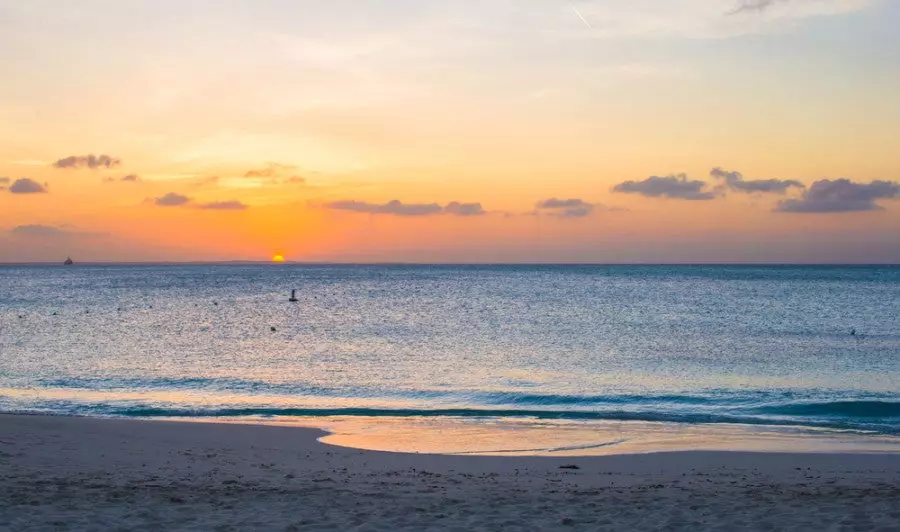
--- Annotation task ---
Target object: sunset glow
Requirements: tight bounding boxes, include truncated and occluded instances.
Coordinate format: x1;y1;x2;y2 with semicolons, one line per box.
1;1;898;263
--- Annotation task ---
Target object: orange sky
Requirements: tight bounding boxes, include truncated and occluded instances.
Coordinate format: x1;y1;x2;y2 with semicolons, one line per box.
1;0;899;263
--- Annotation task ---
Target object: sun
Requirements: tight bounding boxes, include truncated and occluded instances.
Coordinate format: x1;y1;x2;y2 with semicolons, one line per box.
272;254;285;263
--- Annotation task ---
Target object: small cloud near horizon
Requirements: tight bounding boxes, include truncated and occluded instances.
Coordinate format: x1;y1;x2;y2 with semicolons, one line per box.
775;179;900;213
154;192;192;207
444;202;486;216
327;200;443;216
52;154;121;170
10;224;104;239
535;198;596;218
104;174;141;183
198;200;249;210
325;199;486;217
711;167;804;194
9;178;47;194
613;174;717;200
152;193;248;210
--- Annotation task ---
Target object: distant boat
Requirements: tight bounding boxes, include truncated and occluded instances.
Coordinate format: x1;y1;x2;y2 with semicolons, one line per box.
63;257;74;266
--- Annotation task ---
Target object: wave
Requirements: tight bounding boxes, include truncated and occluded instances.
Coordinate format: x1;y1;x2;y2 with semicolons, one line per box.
753;400;900;418
32;376;836;408
91;405;898;434
7;377;899;434
480;391;724;406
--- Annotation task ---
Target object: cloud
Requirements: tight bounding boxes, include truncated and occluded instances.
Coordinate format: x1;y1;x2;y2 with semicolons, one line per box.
11;225;72;238
711;167;804;194
244;169;276;178
327;200;443;216
775;179;900;213
325;200;487;217
243;163;297;178
536;198;596;218
613;174;717;200
728;0;778;14
9;178;48;194
104;174;141;183
198;200;249;210
191;175;221;187
241;164;308;186
52;154;121;169
151;193;247;210
572;0;869;39
536;198;587;209
0;177;9;184
444;202;486;216
154;192;192;207
10;224;104;239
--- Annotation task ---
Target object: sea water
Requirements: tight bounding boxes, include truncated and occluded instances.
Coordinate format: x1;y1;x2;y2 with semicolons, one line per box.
1;265;898;454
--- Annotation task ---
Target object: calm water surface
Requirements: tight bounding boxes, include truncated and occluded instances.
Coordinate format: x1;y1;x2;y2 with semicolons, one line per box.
1;265;898;453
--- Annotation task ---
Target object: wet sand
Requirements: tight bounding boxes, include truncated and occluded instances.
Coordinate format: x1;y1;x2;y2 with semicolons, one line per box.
2;414;899;530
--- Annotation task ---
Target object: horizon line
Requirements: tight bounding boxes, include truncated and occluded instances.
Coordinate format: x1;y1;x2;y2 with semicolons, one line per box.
1;261;898;267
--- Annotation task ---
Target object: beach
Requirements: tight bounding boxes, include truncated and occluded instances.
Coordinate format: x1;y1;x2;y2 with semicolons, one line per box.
2;414;899;531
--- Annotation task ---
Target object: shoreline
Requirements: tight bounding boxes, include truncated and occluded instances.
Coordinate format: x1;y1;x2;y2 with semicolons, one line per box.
4;410;900;457
2;414;899;530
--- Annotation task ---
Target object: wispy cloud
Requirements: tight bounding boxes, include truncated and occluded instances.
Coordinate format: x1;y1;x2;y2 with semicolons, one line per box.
243;163;298;178
571;0;871;39
198;200;249;211
326;200;443;216
776;179;900;212
241;163;308;186
728;0;779;15
104;174;141;183
10;224;104;239
52;154;121;170
325;199;486;217
711;167;804;194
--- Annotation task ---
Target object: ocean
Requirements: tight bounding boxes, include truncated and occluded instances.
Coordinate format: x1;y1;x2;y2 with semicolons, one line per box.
1;264;899;454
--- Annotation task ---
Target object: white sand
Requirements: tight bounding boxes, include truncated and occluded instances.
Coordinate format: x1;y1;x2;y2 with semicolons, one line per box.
1;414;899;531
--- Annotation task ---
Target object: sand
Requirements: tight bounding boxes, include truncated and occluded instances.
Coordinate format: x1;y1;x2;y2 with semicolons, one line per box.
1;414;899;531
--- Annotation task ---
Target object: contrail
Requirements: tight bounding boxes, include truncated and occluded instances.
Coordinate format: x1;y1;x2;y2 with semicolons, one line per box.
571;6;593;29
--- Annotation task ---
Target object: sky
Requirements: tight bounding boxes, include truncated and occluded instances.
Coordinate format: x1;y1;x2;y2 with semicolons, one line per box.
1;0;899;263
